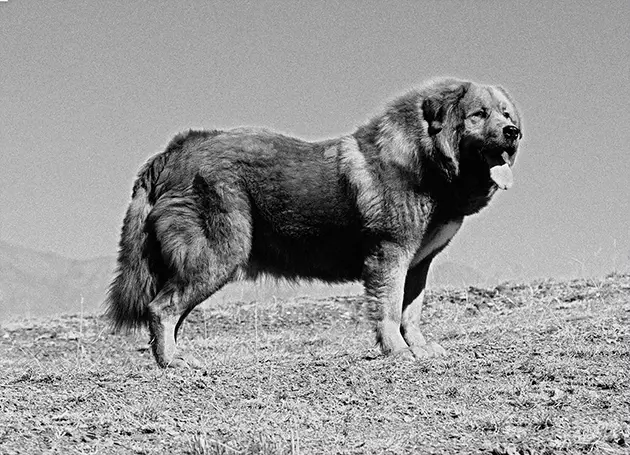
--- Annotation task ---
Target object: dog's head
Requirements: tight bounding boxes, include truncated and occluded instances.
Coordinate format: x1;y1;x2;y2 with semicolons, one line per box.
378;78;523;190
423;79;523;190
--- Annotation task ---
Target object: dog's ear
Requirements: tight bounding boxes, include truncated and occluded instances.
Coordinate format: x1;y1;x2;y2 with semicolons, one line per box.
421;97;444;136
420;80;470;181
421;81;469;136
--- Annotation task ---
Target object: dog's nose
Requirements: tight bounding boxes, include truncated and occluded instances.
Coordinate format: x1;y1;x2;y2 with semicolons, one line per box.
503;125;521;141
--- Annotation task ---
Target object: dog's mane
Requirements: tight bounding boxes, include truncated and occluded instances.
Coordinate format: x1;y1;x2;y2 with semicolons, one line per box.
372;78;471;183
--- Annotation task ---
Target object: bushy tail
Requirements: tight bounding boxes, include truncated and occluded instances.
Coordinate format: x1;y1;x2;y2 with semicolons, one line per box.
106;183;158;331
105;144;177;330
106;129;223;330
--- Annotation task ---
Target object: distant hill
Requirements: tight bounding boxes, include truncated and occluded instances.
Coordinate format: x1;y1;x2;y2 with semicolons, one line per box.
0;241;487;320
0;241;115;320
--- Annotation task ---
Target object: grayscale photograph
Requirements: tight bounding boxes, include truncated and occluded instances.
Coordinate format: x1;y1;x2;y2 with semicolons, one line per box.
0;1;628;453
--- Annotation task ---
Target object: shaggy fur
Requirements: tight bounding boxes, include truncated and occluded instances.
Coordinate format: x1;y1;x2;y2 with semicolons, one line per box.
107;78;523;368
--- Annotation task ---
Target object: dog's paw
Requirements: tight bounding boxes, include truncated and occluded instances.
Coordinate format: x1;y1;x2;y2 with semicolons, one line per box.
410;341;447;359
162;353;202;369
392;347;415;361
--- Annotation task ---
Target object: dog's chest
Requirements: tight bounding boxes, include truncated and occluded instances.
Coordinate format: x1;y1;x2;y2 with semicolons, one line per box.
410;219;463;267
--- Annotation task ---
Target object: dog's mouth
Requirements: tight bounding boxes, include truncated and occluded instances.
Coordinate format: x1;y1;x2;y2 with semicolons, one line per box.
487;151;513;190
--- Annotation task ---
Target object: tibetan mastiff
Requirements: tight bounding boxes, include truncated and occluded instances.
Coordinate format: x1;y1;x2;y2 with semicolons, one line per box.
107;77;523;368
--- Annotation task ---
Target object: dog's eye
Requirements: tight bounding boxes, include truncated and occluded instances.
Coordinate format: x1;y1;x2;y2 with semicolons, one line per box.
504;111;511;120
472;109;487;118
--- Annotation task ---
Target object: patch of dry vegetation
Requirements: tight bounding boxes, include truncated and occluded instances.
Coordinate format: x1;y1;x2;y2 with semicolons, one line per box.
1;274;629;454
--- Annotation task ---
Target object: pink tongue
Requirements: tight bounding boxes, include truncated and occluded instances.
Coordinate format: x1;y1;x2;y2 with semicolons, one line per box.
489;152;513;190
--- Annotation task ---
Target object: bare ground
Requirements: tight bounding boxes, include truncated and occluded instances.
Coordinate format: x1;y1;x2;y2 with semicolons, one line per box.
1;274;629;454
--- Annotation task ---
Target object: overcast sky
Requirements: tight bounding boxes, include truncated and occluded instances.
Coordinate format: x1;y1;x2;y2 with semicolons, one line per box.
1;0;628;283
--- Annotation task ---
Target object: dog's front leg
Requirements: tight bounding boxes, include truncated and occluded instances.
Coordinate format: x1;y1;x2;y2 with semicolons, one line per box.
401;257;447;358
363;242;413;357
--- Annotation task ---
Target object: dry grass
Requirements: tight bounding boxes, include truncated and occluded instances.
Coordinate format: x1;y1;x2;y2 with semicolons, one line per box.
1;274;629;454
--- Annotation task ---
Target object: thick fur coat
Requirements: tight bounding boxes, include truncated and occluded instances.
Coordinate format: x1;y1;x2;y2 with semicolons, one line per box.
107;78;523;368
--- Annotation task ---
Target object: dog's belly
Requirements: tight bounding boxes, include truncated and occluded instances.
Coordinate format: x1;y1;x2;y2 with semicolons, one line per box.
247;221;365;282
410;219;463;268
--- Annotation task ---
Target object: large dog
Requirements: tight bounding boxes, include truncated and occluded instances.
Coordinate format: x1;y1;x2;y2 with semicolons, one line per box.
107;78;523;368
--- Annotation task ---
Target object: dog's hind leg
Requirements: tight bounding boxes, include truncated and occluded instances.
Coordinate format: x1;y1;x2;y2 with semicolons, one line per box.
147;180;252;368
147;269;242;368
147;283;216;369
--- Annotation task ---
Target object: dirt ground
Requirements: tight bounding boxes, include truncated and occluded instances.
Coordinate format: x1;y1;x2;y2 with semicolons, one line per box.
1;274;629;454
